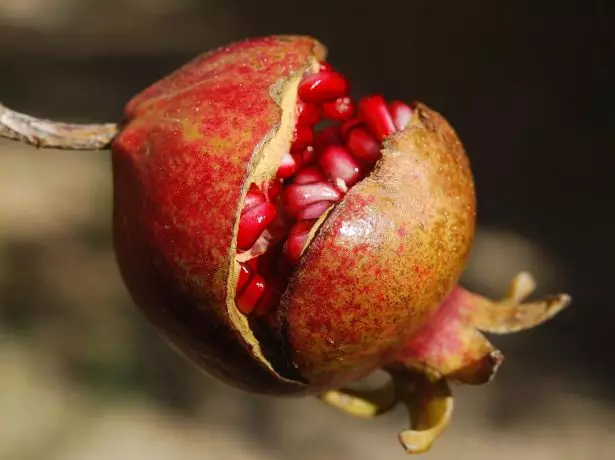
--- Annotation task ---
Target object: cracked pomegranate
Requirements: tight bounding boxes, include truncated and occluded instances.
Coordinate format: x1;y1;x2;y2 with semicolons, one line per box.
109;35;570;453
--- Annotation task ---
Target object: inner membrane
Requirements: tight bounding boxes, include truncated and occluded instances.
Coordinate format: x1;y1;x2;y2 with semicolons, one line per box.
234;62;413;323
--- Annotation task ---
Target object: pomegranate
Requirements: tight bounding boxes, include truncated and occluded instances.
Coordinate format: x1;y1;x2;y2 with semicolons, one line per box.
0;35;570;454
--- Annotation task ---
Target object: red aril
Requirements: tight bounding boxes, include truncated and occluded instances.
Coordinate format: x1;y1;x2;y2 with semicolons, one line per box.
297;201;333;220
293;166;327;184
236;201;277;251
292;124;314;150
322;96;355;120
255;276;285;316
318;145;362;188
264;179;282;201
318;61;333;72
243;187;266;210
291;146;316;169
277;152;297;179
314;126;342;151
345;125;381;164
237;262;253;293
388;101;413;131
281;182;343;217
297;100;322;126
235;271;266;314
358;94;396;140
284;219;316;264
298;71;349;102
340;119;362;137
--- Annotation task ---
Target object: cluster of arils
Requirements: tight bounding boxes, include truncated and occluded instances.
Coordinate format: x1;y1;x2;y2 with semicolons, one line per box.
234;62;414;318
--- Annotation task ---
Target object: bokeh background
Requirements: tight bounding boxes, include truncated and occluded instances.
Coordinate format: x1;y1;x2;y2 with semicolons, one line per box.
1;0;613;459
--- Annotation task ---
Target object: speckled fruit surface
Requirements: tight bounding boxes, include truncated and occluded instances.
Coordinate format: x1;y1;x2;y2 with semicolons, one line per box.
282;104;475;387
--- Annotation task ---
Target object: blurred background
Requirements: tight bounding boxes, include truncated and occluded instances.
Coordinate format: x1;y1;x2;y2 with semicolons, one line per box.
0;0;613;459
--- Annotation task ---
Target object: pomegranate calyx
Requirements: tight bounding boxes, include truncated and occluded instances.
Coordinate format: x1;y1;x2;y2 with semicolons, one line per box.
394;369;453;455
319;380;397;418
389;272;570;386
319;368;452;455
473;271;571;334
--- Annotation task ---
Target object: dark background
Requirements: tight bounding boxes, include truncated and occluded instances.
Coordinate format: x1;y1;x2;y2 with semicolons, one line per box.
0;1;613;459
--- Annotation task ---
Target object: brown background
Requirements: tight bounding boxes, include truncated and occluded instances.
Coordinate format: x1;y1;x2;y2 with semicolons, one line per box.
1;0;613;459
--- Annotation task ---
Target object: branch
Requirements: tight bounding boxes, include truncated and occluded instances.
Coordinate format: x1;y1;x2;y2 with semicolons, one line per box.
0;103;118;150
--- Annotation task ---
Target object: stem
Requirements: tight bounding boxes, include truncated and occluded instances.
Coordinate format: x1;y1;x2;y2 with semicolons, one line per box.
0;103;119;150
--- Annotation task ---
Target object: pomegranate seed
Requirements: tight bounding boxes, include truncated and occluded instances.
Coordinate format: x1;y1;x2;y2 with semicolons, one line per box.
358;95;396;140
235;272;266;314
277;152;296;179
318;145;363;188
340;119;362;137
255;276;284;316
236;201;277;250
247;257;259;270
284;220;316;264
297;201;333;220
290;151;303;170
237;262;253;294
293;166;327;184
297;100;322;126
292;124;314;150
264;179;282;200
243;187;266;211
292;146;316;170
345;126;382;164
314;126;342;151
322;96;355;121
388;101;413;131
281;182;343;217
318;62;333;72
301;145;316;164
298;71;349;103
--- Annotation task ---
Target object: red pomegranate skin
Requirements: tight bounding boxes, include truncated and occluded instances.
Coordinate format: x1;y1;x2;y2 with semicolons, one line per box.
282;105;475;387
112;36;325;394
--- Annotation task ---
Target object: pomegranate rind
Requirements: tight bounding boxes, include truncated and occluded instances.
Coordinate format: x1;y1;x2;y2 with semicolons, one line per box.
112;36;324;394
281;104;477;387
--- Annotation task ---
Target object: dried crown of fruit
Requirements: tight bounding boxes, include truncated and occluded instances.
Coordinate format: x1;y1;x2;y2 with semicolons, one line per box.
110;35;570;454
